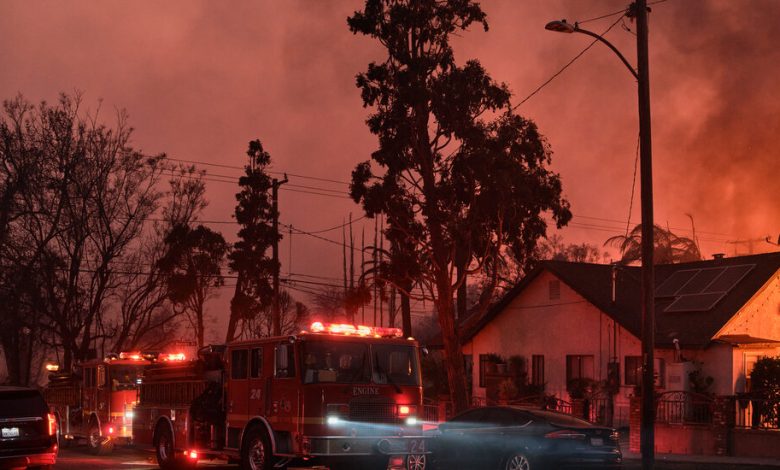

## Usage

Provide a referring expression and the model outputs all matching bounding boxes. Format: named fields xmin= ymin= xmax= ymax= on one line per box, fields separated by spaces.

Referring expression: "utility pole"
xmin=272 ymin=175 xmax=288 ymax=337
xmin=546 ymin=7 xmax=654 ymax=465
xmin=634 ymin=1 xmax=655 ymax=469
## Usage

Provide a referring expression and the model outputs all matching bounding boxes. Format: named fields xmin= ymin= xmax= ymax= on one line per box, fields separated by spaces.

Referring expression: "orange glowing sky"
xmin=2 ymin=1 xmax=778 ymax=331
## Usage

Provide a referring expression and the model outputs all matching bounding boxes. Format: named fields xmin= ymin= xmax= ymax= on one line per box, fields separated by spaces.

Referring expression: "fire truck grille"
xmin=348 ymin=401 xmax=398 ymax=424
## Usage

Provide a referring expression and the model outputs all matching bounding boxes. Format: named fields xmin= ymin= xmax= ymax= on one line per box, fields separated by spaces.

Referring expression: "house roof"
xmin=461 ymin=251 xmax=780 ymax=349
xmin=714 ymin=335 xmax=780 ymax=346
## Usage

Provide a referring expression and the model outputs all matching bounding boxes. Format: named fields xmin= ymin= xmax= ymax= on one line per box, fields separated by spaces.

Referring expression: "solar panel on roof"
xmin=664 ymin=292 xmax=726 ymax=312
xmin=676 ymin=268 xmax=727 ymax=295
xmin=704 ymin=264 xmax=755 ymax=293
xmin=655 ymin=270 xmax=699 ymax=298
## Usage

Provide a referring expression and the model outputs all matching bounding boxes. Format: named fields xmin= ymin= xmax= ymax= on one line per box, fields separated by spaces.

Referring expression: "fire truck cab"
xmin=134 ymin=323 xmax=428 ymax=470
xmin=45 ymin=352 xmax=150 ymax=454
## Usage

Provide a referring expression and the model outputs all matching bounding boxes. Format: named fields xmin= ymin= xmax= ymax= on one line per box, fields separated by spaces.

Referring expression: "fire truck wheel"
xmin=88 ymin=422 xmax=113 ymax=455
xmin=240 ymin=427 xmax=272 ymax=470
xmin=154 ymin=424 xmax=193 ymax=470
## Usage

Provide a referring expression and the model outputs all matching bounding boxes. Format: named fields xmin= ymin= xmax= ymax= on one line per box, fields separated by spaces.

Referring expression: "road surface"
xmin=53 ymin=446 xmax=778 ymax=470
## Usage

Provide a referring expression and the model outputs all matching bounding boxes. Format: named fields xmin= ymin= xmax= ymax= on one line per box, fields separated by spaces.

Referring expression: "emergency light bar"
xmin=309 ymin=322 xmax=403 ymax=338
xmin=161 ymin=352 xmax=187 ymax=362
xmin=117 ymin=352 xmax=144 ymax=361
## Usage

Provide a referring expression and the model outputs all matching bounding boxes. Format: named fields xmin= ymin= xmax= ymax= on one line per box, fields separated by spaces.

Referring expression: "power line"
xmin=513 ymin=14 xmax=625 ymax=110
xmin=625 ymin=134 xmax=640 ymax=238
xmin=166 ymin=157 xmax=350 ymax=186
xmin=577 ymin=0 xmax=667 ymax=25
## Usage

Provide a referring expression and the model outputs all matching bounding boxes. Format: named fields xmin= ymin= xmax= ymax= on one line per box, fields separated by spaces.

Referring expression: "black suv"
xmin=0 ymin=387 xmax=58 ymax=469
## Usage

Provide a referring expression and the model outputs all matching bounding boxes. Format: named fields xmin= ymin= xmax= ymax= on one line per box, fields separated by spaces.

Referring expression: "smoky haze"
xmin=654 ymin=0 xmax=780 ymax=245
xmin=0 ymin=0 xmax=777 ymax=335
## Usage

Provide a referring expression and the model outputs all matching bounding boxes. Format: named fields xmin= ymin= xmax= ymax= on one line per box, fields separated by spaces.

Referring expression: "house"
xmin=459 ymin=252 xmax=780 ymax=427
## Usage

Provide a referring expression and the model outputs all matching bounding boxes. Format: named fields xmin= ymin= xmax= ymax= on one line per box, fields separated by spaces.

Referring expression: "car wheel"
xmin=503 ymin=452 xmax=533 ymax=470
xmin=407 ymin=453 xmax=426 ymax=470
xmin=241 ymin=426 xmax=272 ymax=470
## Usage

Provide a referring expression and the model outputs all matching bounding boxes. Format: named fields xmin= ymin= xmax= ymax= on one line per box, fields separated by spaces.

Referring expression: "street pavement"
xmin=53 ymin=445 xmax=780 ymax=470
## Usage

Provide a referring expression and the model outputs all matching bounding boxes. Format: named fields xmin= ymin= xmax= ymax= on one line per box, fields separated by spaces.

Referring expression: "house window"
xmin=549 ymin=280 xmax=561 ymax=300
xmin=463 ymin=354 xmax=473 ymax=395
xmin=531 ymin=355 xmax=544 ymax=386
xmin=654 ymin=358 xmax=665 ymax=388
xmin=625 ymin=356 xmax=642 ymax=386
xmin=566 ymin=355 xmax=594 ymax=383
xmin=479 ymin=354 xmax=491 ymax=388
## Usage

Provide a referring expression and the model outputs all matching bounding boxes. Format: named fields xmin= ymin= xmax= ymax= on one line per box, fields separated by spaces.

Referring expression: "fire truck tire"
xmin=154 ymin=424 xmax=195 ymax=470
xmin=88 ymin=422 xmax=113 ymax=455
xmin=240 ymin=426 xmax=273 ymax=470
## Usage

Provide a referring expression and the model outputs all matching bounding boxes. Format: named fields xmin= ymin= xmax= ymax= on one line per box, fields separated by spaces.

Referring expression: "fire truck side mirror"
xmin=97 ymin=365 xmax=107 ymax=389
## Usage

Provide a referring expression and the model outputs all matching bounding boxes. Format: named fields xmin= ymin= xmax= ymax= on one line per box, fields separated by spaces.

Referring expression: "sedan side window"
xmin=448 ymin=408 xmax=487 ymax=426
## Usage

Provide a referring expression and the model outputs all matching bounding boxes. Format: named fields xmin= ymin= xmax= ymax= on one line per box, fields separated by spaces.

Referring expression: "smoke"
xmin=653 ymin=0 xmax=780 ymax=246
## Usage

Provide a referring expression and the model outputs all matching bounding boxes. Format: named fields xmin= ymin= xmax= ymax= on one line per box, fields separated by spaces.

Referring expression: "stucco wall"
xmin=461 ymin=270 xmax=641 ymax=426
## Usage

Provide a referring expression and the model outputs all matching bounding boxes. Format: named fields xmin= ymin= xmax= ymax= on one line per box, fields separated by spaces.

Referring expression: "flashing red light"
xmin=397 ymin=405 xmax=416 ymax=417
xmin=310 ymin=321 xmax=326 ymax=333
xmin=188 ymin=450 xmax=198 ymax=460
xmin=118 ymin=351 xmax=144 ymax=361
xmin=108 ymin=426 xmax=114 ymax=435
xmin=47 ymin=413 xmax=56 ymax=436
xmin=162 ymin=352 xmax=186 ymax=362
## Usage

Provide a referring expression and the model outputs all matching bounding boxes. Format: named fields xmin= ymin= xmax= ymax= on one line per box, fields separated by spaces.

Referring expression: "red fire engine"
xmin=133 ymin=323 xmax=428 ymax=469
xmin=45 ymin=352 xmax=152 ymax=454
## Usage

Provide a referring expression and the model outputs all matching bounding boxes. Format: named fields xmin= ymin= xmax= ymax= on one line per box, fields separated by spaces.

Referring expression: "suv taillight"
xmin=47 ymin=413 xmax=57 ymax=436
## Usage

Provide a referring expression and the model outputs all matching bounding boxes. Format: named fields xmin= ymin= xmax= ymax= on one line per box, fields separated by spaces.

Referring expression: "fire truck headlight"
xmin=125 ymin=411 xmax=134 ymax=419
xmin=326 ymin=415 xmax=342 ymax=426
xmin=405 ymin=416 xmax=418 ymax=426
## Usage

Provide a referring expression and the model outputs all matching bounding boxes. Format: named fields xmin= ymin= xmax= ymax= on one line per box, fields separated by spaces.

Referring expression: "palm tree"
xmin=605 ymin=223 xmax=701 ymax=265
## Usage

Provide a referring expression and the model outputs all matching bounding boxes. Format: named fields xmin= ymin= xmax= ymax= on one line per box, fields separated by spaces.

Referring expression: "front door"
xmin=247 ymin=346 xmax=267 ymax=417
xmin=268 ymin=342 xmax=299 ymax=450
xmin=226 ymin=347 xmax=249 ymax=448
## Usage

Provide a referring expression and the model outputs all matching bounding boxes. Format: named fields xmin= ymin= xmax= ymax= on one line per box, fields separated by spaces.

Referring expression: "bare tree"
xmin=110 ymin=165 xmax=208 ymax=352
xmin=237 ymin=290 xmax=308 ymax=338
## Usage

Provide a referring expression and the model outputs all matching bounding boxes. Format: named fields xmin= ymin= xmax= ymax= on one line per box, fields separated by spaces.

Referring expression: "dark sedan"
xmin=0 ymin=387 xmax=58 ymax=470
xmin=429 ymin=406 xmax=621 ymax=470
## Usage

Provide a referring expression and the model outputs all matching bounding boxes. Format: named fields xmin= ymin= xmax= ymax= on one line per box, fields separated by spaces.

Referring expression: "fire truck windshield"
xmin=110 ymin=365 xmax=142 ymax=391
xmin=301 ymin=340 xmax=419 ymax=386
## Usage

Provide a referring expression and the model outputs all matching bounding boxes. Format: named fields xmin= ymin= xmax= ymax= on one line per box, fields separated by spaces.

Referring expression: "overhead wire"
xmin=513 ymin=13 xmax=626 ymax=110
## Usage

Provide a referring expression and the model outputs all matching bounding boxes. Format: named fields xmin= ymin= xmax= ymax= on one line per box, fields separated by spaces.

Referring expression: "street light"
xmin=546 ymin=3 xmax=655 ymax=470
xmin=544 ymin=20 xmax=638 ymax=80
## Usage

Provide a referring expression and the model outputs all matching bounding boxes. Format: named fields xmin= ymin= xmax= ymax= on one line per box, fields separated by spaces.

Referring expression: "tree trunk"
xmin=456 ymin=263 xmax=467 ymax=321
xmin=401 ymin=279 xmax=412 ymax=338
xmin=197 ymin=305 xmax=205 ymax=349
xmin=435 ymin=279 xmax=469 ymax=413
xmin=226 ymin=278 xmax=243 ymax=342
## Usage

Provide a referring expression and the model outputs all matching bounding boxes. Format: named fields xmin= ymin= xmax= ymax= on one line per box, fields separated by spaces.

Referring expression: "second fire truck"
xmin=133 ymin=323 xmax=428 ymax=469
xmin=45 ymin=352 xmax=152 ymax=454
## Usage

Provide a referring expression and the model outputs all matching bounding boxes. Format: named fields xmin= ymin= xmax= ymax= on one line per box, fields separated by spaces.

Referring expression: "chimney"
xmin=712 ymin=253 xmax=725 ymax=261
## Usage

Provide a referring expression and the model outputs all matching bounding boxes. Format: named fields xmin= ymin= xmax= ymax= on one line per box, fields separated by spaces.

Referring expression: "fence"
xmin=734 ymin=397 xmax=780 ymax=429
xmin=655 ymin=391 xmax=713 ymax=424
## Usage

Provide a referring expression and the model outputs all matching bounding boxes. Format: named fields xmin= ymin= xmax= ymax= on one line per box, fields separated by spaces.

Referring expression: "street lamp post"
xmin=546 ymin=2 xmax=655 ymax=469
